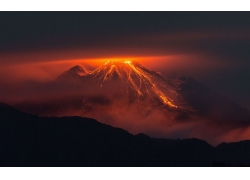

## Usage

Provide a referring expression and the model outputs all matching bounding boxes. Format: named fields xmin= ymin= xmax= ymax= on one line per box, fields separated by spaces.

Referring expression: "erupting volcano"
xmin=87 ymin=61 xmax=179 ymax=108
xmin=17 ymin=60 xmax=250 ymax=144
xmin=43 ymin=60 xmax=189 ymax=117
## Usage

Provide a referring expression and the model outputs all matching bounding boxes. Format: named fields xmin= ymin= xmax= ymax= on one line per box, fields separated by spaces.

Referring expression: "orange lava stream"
xmin=91 ymin=60 xmax=178 ymax=108
xmin=126 ymin=61 xmax=177 ymax=108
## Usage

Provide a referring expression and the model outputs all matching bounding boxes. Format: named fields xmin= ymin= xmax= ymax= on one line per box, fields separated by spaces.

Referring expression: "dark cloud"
xmin=1 ymin=12 xmax=250 ymax=51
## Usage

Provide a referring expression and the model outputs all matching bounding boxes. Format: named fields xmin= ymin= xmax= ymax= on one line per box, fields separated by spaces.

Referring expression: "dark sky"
xmin=1 ymin=12 xmax=250 ymax=51
xmin=1 ymin=12 xmax=250 ymax=109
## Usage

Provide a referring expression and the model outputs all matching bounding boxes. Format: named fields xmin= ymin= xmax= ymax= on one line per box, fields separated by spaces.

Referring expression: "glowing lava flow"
xmin=90 ymin=60 xmax=178 ymax=108
xmin=125 ymin=61 xmax=177 ymax=108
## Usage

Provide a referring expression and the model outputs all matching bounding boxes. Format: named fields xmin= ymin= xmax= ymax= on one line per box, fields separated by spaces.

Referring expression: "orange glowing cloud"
xmin=0 ymin=49 xmax=228 ymax=85
xmin=2 ymin=27 xmax=239 ymax=85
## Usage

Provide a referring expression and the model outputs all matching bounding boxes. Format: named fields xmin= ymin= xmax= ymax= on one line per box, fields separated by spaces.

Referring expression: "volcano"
xmin=81 ymin=61 xmax=180 ymax=108
xmin=17 ymin=61 xmax=250 ymax=144
xmin=40 ymin=61 xmax=191 ymax=119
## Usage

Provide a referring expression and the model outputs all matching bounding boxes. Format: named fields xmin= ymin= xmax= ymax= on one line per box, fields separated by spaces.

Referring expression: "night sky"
xmin=1 ymin=12 xmax=250 ymax=109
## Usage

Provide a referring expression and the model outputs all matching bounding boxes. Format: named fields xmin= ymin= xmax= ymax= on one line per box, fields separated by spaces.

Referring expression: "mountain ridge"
xmin=1 ymin=102 xmax=250 ymax=166
xmin=56 ymin=65 xmax=86 ymax=82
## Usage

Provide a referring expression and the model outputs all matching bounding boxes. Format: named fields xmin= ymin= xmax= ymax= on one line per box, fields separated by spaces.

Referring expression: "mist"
xmin=9 ymin=76 xmax=249 ymax=146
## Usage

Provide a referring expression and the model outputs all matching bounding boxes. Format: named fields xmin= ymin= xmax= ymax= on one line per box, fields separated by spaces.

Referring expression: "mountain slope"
xmin=177 ymin=77 xmax=250 ymax=125
xmin=86 ymin=61 xmax=179 ymax=108
xmin=56 ymin=65 xmax=86 ymax=82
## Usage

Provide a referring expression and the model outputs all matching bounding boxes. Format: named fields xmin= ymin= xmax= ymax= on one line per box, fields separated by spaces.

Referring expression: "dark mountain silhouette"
xmin=1 ymin=102 xmax=250 ymax=167
xmin=177 ymin=77 xmax=250 ymax=125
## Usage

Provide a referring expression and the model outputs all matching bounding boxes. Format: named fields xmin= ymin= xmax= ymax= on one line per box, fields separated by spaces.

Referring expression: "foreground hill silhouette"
xmin=1 ymin=102 xmax=250 ymax=167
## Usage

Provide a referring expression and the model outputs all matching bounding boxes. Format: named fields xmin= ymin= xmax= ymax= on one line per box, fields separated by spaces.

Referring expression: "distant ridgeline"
xmin=1 ymin=102 xmax=250 ymax=167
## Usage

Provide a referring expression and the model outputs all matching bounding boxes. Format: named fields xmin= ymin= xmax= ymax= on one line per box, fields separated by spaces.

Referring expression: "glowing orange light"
xmin=124 ymin=61 xmax=131 ymax=64
xmin=89 ymin=60 xmax=178 ymax=108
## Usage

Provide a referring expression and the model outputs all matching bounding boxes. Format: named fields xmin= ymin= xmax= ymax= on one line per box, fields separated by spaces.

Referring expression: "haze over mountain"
xmin=16 ymin=61 xmax=250 ymax=145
